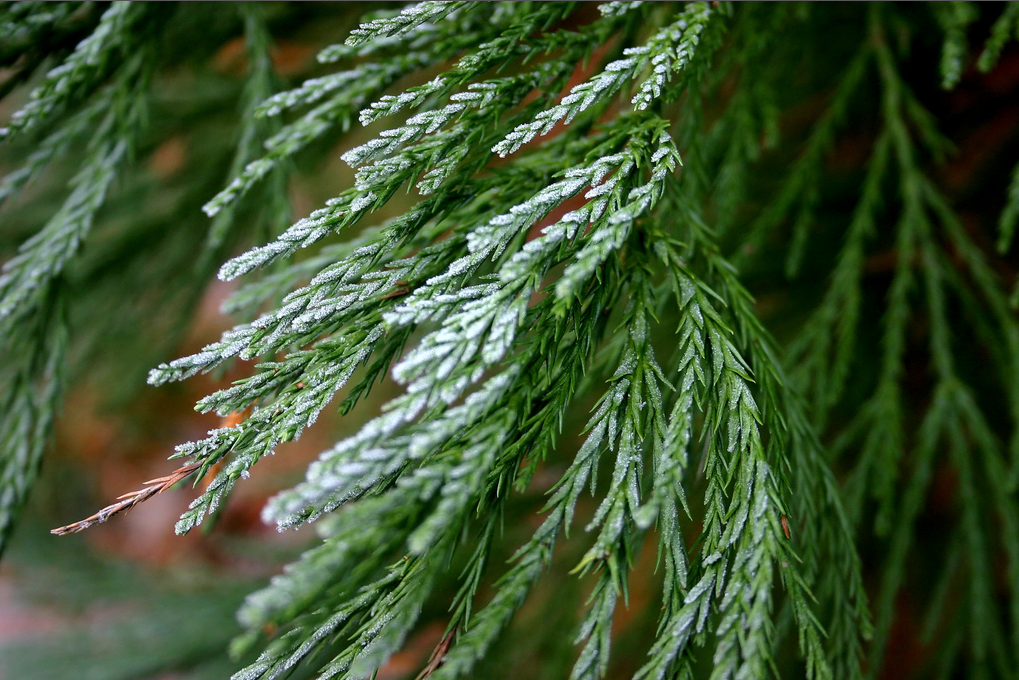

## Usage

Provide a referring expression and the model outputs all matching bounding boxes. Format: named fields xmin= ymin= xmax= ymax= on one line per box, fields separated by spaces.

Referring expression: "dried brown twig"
xmin=414 ymin=624 xmax=457 ymax=680
xmin=51 ymin=460 xmax=202 ymax=535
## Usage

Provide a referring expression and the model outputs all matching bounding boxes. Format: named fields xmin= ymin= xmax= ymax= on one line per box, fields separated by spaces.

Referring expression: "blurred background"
xmin=0 ymin=4 xmax=408 ymax=678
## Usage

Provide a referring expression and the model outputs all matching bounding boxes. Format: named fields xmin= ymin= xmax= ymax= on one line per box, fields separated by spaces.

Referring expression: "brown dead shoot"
xmin=50 ymin=460 xmax=202 ymax=536
xmin=414 ymin=624 xmax=457 ymax=680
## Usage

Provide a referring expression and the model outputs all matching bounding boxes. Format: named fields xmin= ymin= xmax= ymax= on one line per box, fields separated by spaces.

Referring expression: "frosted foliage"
xmin=344 ymin=2 xmax=462 ymax=47
xmin=358 ymin=76 xmax=447 ymax=126
xmin=217 ymin=189 xmax=378 ymax=281
xmin=318 ymin=20 xmax=441 ymax=63
xmin=493 ymin=3 xmax=713 ymax=156
xmin=219 ymin=68 xmax=570 ymax=286
xmin=599 ymin=1 xmax=644 ymax=17
xmin=257 ymin=129 xmax=685 ymax=533
xmin=407 ymin=441 xmax=498 ymax=554
xmin=203 ymin=57 xmax=422 ymax=219
xmin=349 ymin=68 xmax=558 ymax=190
xmin=255 ymin=69 xmax=373 ymax=117
xmin=0 ymin=3 xmax=899 ymax=678
xmin=632 ymin=3 xmax=711 ymax=111
xmin=386 ymin=140 xmax=675 ymax=405
xmin=0 ymin=3 xmax=139 ymax=140
xmin=386 ymin=149 xmax=635 ymax=330
xmin=265 ymin=369 xmax=517 ymax=528
xmin=557 ymin=132 xmax=680 ymax=304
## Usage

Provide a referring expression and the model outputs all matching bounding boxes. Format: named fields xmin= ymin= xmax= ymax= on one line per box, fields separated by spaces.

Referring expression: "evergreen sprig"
xmin=0 ymin=2 xmax=158 ymax=555
xmin=3 ymin=2 xmax=1019 ymax=679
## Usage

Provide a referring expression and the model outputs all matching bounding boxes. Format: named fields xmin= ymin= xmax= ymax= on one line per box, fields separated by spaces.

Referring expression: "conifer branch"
xmin=4 ymin=3 xmax=1019 ymax=679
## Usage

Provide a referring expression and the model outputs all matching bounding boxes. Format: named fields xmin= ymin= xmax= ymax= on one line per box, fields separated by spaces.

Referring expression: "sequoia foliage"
xmin=2 ymin=2 xmax=1019 ymax=679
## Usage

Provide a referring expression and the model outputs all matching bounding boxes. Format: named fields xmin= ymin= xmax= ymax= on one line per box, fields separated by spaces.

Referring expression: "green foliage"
xmin=0 ymin=528 xmax=258 ymax=680
xmin=2 ymin=2 xmax=1019 ymax=679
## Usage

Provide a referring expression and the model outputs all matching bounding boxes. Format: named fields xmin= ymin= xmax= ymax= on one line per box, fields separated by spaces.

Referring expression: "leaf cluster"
xmin=3 ymin=3 xmax=1019 ymax=680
